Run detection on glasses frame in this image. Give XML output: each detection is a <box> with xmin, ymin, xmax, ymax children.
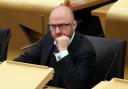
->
<box><xmin>48</xmin><ymin>23</ymin><xmax>72</xmax><ymax>31</ymax></box>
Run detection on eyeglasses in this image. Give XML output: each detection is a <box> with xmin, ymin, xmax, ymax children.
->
<box><xmin>49</xmin><ymin>23</ymin><xmax>71</xmax><ymax>31</ymax></box>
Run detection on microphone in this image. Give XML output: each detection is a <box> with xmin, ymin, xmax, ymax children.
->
<box><xmin>104</xmin><ymin>49</ymin><xmax>119</xmax><ymax>81</ymax></box>
<box><xmin>20</xmin><ymin>38</ymin><xmax>42</xmax><ymax>50</ymax></box>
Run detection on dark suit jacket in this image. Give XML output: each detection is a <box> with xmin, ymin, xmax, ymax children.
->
<box><xmin>15</xmin><ymin>32</ymin><xmax>96</xmax><ymax>89</ymax></box>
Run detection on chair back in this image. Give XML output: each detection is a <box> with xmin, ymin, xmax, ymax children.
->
<box><xmin>84</xmin><ymin>35</ymin><xmax>127</xmax><ymax>88</ymax></box>
<box><xmin>0</xmin><ymin>28</ymin><xmax>11</xmax><ymax>62</ymax></box>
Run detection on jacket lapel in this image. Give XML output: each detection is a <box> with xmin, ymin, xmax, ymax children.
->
<box><xmin>68</xmin><ymin>32</ymin><xmax>80</xmax><ymax>53</ymax></box>
<box><xmin>40</xmin><ymin>33</ymin><xmax>54</xmax><ymax>65</ymax></box>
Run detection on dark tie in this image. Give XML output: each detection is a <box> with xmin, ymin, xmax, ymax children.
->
<box><xmin>54</xmin><ymin>45</ymin><xmax>59</xmax><ymax>53</ymax></box>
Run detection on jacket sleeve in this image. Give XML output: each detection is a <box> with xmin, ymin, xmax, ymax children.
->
<box><xmin>14</xmin><ymin>32</ymin><xmax>52</xmax><ymax>64</ymax></box>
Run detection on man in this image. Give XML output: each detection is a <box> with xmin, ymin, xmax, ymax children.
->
<box><xmin>15</xmin><ymin>5</ymin><xmax>96</xmax><ymax>89</ymax></box>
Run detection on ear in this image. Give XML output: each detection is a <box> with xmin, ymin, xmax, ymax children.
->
<box><xmin>72</xmin><ymin>20</ymin><xmax>77</xmax><ymax>31</ymax></box>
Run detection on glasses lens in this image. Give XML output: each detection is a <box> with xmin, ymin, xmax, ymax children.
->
<box><xmin>49</xmin><ymin>24</ymin><xmax>56</xmax><ymax>30</ymax></box>
<box><xmin>58</xmin><ymin>24</ymin><xmax>66</xmax><ymax>30</ymax></box>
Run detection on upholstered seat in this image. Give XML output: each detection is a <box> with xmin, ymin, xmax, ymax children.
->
<box><xmin>84</xmin><ymin>35</ymin><xmax>127</xmax><ymax>88</ymax></box>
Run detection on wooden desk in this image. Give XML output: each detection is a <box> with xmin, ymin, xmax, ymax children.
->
<box><xmin>92</xmin><ymin>78</ymin><xmax>128</xmax><ymax>89</ymax></box>
<box><xmin>69</xmin><ymin>0</ymin><xmax>109</xmax><ymax>11</ymax></box>
<box><xmin>91</xmin><ymin>3</ymin><xmax>114</xmax><ymax>32</ymax></box>
<box><xmin>91</xmin><ymin>1</ymin><xmax>128</xmax><ymax>40</ymax></box>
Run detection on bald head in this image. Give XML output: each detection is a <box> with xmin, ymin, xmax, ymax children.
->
<box><xmin>49</xmin><ymin>5</ymin><xmax>75</xmax><ymax>23</ymax></box>
<box><xmin>48</xmin><ymin>5</ymin><xmax>77</xmax><ymax>40</ymax></box>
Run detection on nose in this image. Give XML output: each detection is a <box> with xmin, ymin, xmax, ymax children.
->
<box><xmin>55</xmin><ymin>26</ymin><xmax>61</xmax><ymax>33</ymax></box>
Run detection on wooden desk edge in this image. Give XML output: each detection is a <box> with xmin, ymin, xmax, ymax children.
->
<box><xmin>69</xmin><ymin>0</ymin><xmax>109</xmax><ymax>11</ymax></box>
<box><xmin>91</xmin><ymin>3</ymin><xmax>114</xmax><ymax>16</ymax></box>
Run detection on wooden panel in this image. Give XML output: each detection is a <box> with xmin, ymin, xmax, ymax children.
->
<box><xmin>105</xmin><ymin>1</ymin><xmax>128</xmax><ymax>40</ymax></box>
<box><xmin>0</xmin><ymin>0</ymin><xmax>69</xmax><ymax>60</ymax></box>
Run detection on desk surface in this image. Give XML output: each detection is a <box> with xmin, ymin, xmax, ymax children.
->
<box><xmin>69</xmin><ymin>0</ymin><xmax>109</xmax><ymax>11</ymax></box>
<box><xmin>91</xmin><ymin>3</ymin><xmax>114</xmax><ymax>16</ymax></box>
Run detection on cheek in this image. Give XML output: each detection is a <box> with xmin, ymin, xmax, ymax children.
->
<box><xmin>63</xmin><ymin>30</ymin><xmax>73</xmax><ymax>38</ymax></box>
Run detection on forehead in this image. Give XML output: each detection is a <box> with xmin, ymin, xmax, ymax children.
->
<box><xmin>49</xmin><ymin>7</ymin><xmax>72</xmax><ymax>23</ymax></box>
